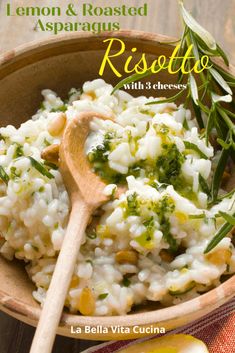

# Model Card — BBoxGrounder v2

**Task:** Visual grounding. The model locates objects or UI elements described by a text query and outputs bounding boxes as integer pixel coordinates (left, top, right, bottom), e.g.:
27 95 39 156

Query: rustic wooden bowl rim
0 30 175 65
0 30 234 337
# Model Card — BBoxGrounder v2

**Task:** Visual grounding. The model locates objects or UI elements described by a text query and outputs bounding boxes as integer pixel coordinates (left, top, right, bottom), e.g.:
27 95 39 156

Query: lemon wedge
117 334 209 353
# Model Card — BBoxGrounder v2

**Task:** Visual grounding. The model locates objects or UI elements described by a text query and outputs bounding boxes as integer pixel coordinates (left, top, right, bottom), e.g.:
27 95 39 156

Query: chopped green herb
155 196 175 219
54 222 59 229
143 217 155 229
110 186 117 200
141 216 155 242
88 146 109 164
51 104 67 113
0 166 9 184
154 196 177 252
40 102 46 111
28 157 54 179
13 144 24 159
125 192 139 217
189 213 206 219
0 134 6 142
10 167 21 180
122 277 131 287
68 88 83 98
98 293 109 300
43 139 51 147
183 141 208 159
154 124 170 135
146 121 150 131
87 232 97 240
156 144 185 188
183 118 189 130
169 281 195 296
162 220 178 253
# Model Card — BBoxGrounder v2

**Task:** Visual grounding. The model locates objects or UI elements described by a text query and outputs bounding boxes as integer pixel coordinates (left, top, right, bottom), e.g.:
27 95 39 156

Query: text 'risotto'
0 79 234 316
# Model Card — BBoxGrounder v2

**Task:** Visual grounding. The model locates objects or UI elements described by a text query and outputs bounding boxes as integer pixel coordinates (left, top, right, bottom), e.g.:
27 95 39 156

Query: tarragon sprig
204 212 235 253
112 1 235 252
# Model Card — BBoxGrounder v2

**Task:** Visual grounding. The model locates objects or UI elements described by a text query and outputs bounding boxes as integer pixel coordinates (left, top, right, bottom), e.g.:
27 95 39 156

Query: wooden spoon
30 111 114 353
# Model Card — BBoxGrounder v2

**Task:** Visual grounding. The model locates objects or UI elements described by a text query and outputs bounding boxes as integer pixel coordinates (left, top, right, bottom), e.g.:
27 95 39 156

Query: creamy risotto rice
0 79 234 316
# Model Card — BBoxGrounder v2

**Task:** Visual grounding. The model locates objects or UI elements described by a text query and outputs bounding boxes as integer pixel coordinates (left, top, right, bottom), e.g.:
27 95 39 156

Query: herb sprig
28 157 54 179
112 1 235 252
204 212 235 253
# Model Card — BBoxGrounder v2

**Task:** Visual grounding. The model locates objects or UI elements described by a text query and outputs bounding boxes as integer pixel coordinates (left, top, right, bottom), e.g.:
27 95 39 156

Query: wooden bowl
0 31 234 340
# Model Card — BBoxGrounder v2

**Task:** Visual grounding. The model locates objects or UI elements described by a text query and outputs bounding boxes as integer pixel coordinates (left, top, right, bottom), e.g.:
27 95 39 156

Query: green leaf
179 1 217 50
204 217 234 253
192 100 204 129
197 101 210 114
217 188 235 201
213 64 235 84
28 157 54 179
0 166 9 184
111 69 153 94
226 81 235 87
211 143 230 202
98 293 109 300
163 231 178 253
219 211 235 226
183 117 189 130
189 74 199 105
213 110 228 140
216 106 235 136
211 92 232 104
184 141 208 159
196 40 217 56
189 30 200 62
172 26 188 71
205 108 215 145
216 43 229 66
221 108 235 120
146 89 185 105
199 174 211 197
217 138 231 150
209 68 233 95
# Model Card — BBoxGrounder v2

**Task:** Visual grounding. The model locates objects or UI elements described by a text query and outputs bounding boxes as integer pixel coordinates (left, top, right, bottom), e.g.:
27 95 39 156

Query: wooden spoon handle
30 201 90 353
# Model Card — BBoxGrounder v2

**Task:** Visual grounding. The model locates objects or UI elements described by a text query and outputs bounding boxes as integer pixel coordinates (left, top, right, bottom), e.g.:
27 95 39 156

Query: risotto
0 79 234 316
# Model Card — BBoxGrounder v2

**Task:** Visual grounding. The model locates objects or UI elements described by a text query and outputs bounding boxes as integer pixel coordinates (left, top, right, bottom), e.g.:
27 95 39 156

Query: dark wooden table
0 0 234 352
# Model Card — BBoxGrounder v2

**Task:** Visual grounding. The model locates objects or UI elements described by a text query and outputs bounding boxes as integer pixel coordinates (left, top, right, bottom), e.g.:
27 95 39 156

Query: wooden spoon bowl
60 111 112 206
0 31 234 341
